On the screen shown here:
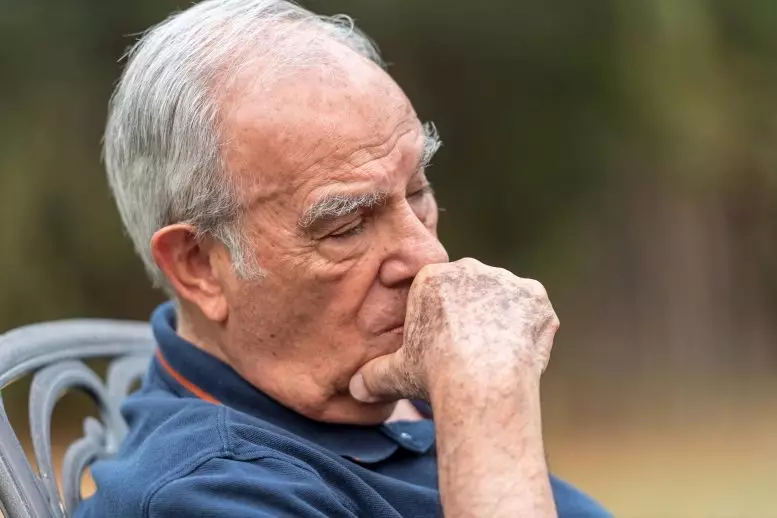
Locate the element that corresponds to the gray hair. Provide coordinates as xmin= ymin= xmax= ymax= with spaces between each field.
xmin=104 ymin=0 xmax=383 ymax=293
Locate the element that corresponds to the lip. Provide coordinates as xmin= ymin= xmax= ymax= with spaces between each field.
xmin=388 ymin=325 xmax=404 ymax=335
xmin=380 ymin=324 xmax=404 ymax=336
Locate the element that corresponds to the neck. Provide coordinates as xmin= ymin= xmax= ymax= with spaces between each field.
xmin=172 ymin=302 xmax=422 ymax=426
xmin=175 ymin=301 xmax=231 ymax=364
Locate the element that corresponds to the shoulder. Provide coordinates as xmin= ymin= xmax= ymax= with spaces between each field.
xmin=82 ymin=395 xmax=357 ymax=518
xmin=120 ymin=390 xmax=231 ymax=461
xmin=550 ymin=475 xmax=612 ymax=518
xmin=147 ymin=454 xmax=358 ymax=517
xmin=141 ymin=406 xmax=362 ymax=517
xmin=79 ymin=395 xmax=232 ymax=517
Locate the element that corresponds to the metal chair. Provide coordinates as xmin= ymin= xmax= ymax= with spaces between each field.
xmin=0 ymin=320 xmax=155 ymax=518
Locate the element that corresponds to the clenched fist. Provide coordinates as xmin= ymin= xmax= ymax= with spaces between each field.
xmin=350 ymin=257 xmax=559 ymax=403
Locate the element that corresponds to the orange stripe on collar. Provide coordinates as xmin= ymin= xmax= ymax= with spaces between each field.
xmin=155 ymin=349 xmax=221 ymax=405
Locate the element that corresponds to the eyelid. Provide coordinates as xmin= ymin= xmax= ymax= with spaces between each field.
xmin=327 ymin=217 xmax=364 ymax=238
xmin=408 ymin=183 xmax=434 ymax=198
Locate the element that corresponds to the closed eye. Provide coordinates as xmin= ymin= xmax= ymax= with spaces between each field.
xmin=328 ymin=219 xmax=365 ymax=239
xmin=407 ymin=184 xmax=434 ymax=200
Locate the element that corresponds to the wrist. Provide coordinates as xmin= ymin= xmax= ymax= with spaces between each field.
xmin=428 ymin=363 xmax=541 ymax=412
xmin=430 ymin=363 xmax=553 ymax=518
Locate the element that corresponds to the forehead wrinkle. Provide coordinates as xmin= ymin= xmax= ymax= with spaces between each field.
xmin=235 ymin=128 xmax=420 ymax=226
xmin=298 ymin=117 xmax=421 ymax=179
xmin=235 ymin=116 xmax=421 ymax=213
xmin=294 ymin=120 xmax=422 ymax=225
xmin=296 ymin=124 xmax=424 ymax=232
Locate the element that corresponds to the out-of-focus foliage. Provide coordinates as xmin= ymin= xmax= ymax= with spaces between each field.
xmin=1 ymin=1 xmax=776 ymax=516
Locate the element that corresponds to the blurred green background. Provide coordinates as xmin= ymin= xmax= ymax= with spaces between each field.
xmin=2 ymin=1 xmax=777 ymax=516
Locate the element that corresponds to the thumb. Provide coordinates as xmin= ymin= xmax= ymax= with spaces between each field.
xmin=349 ymin=351 xmax=408 ymax=403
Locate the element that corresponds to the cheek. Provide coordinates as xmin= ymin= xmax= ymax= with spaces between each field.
xmin=270 ymin=246 xmax=384 ymax=334
xmin=243 ymin=224 xmax=386 ymax=338
xmin=327 ymin=253 xmax=384 ymax=316
xmin=313 ymin=239 xmax=370 ymax=270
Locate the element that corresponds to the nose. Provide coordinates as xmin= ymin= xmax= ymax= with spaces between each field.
xmin=378 ymin=205 xmax=449 ymax=287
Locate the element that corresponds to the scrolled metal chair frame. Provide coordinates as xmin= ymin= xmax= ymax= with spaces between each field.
xmin=0 ymin=320 xmax=154 ymax=518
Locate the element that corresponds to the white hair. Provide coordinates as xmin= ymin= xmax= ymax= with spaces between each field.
xmin=104 ymin=0 xmax=383 ymax=294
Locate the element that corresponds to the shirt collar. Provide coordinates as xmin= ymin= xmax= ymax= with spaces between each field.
xmin=150 ymin=302 xmax=435 ymax=463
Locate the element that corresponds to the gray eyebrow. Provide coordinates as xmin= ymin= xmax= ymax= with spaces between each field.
xmin=419 ymin=121 xmax=442 ymax=172
xmin=298 ymin=122 xmax=441 ymax=231
xmin=299 ymin=191 xmax=388 ymax=230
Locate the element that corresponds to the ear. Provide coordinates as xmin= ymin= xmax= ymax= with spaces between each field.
xmin=150 ymin=224 xmax=230 ymax=323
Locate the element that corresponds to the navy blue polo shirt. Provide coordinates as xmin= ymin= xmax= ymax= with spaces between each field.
xmin=76 ymin=303 xmax=610 ymax=517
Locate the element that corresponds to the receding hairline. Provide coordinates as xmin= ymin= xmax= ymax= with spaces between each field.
xmin=209 ymin=19 xmax=386 ymax=106
xmin=103 ymin=0 xmax=388 ymax=289
xmin=213 ymin=26 xmax=408 ymax=209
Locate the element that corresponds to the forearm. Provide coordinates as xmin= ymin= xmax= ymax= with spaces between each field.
xmin=431 ymin=373 xmax=557 ymax=518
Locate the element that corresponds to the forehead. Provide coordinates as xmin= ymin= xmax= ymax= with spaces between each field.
xmin=219 ymin=38 xmax=421 ymax=204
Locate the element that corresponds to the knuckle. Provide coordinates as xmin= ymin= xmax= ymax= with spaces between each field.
xmin=400 ymin=369 xmax=423 ymax=400
xmin=523 ymin=278 xmax=548 ymax=300
xmin=417 ymin=263 xmax=435 ymax=277
xmin=456 ymin=257 xmax=482 ymax=269
xmin=495 ymin=266 xmax=517 ymax=281
xmin=391 ymin=353 xmax=424 ymax=400
xmin=415 ymin=264 xmax=442 ymax=285
xmin=417 ymin=261 xmax=465 ymax=290
xmin=550 ymin=313 xmax=561 ymax=332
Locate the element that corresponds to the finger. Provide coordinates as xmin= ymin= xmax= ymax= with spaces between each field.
xmin=349 ymin=351 xmax=413 ymax=403
xmin=536 ymin=314 xmax=559 ymax=375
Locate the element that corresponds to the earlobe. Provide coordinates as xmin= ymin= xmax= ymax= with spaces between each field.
xmin=197 ymin=292 xmax=229 ymax=323
xmin=150 ymin=224 xmax=229 ymax=323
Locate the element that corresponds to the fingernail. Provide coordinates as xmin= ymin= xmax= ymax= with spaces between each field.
xmin=349 ymin=374 xmax=375 ymax=403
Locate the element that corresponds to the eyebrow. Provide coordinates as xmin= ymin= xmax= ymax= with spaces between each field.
xmin=418 ymin=121 xmax=442 ymax=173
xmin=298 ymin=121 xmax=442 ymax=231
xmin=299 ymin=191 xmax=387 ymax=230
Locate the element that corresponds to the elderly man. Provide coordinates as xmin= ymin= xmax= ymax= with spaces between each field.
xmin=77 ymin=1 xmax=609 ymax=517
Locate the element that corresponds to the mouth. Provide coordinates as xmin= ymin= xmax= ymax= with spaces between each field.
xmin=380 ymin=323 xmax=404 ymax=336
xmin=387 ymin=325 xmax=404 ymax=335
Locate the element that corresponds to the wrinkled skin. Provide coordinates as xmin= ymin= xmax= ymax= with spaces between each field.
xmin=152 ymin=35 xmax=447 ymax=425
xmin=147 ymin=26 xmax=563 ymax=518
xmin=350 ymin=258 xmax=559 ymax=403
xmin=152 ymin=35 xmax=558 ymax=428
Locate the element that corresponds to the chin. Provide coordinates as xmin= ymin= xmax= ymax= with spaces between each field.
xmin=309 ymin=395 xmax=397 ymax=425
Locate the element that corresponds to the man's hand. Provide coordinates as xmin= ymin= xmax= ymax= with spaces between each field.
xmin=350 ymin=258 xmax=560 ymax=517
xmin=350 ymin=257 xmax=559 ymax=403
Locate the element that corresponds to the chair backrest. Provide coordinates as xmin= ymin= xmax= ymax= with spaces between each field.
xmin=0 ymin=320 xmax=155 ymax=518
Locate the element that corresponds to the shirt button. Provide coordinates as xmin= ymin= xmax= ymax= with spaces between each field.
xmin=400 ymin=432 xmax=412 ymax=441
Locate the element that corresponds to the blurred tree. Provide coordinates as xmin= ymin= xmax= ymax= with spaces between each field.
xmin=1 ymin=2 xmax=777 ymax=514
xmin=1 ymin=0 xmax=776 ymax=401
